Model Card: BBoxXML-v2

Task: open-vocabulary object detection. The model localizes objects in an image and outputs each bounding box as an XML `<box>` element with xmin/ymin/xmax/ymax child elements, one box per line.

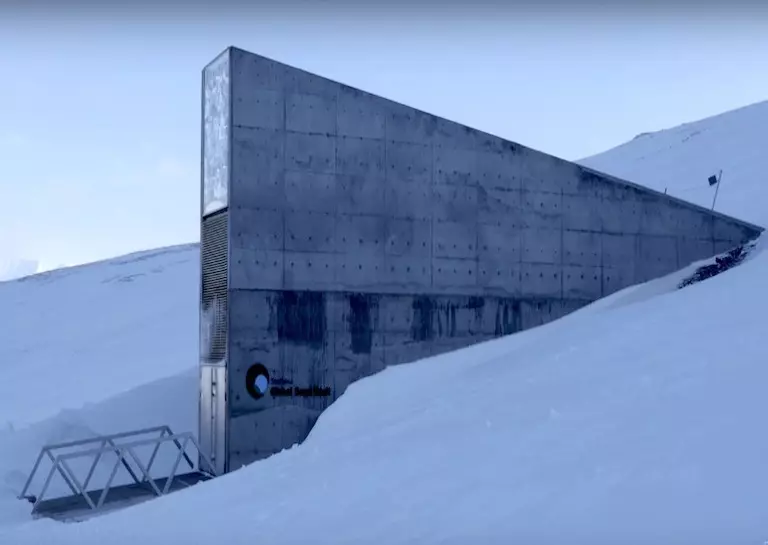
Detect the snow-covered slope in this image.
<box><xmin>579</xmin><ymin>100</ymin><xmax>768</xmax><ymax>227</ymax></box>
<box><xmin>0</xmin><ymin>245</ymin><xmax>200</xmax><ymax>525</ymax></box>
<box><xmin>0</xmin><ymin>259</ymin><xmax>39</xmax><ymax>282</ymax></box>
<box><xmin>0</xmin><ymin>244</ymin><xmax>198</xmax><ymax>429</ymax></box>
<box><xmin>1</xmin><ymin>102</ymin><xmax>768</xmax><ymax>544</ymax></box>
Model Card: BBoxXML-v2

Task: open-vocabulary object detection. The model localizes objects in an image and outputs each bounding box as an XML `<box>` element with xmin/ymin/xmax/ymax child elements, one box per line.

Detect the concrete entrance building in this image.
<box><xmin>199</xmin><ymin>46</ymin><xmax>762</xmax><ymax>474</ymax></box>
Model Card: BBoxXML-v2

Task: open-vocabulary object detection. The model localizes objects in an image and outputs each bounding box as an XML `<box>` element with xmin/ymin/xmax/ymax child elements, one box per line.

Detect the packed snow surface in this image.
<box><xmin>1</xmin><ymin>102</ymin><xmax>767</xmax><ymax>544</ymax></box>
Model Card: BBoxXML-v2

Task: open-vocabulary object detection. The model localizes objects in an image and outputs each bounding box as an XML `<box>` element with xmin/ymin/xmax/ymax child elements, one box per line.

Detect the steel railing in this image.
<box><xmin>19</xmin><ymin>425</ymin><xmax>216</xmax><ymax>514</ymax></box>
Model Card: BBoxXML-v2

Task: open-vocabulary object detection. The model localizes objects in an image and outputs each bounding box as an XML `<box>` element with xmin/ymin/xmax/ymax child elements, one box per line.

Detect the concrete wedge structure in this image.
<box><xmin>198</xmin><ymin>46</ymin><xmax>763</xmax><ymax>473</ymax></box>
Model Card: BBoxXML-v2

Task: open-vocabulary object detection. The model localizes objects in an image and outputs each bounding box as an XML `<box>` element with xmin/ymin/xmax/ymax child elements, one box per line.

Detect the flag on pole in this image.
<box><xmin>710</xmin><ymin>169</ymin><xmax>723</xmax><ymax>211</ymax></box>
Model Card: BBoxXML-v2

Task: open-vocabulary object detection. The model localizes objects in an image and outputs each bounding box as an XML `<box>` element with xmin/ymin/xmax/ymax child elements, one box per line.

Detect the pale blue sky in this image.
<box><xmin>1</xmin><ymin>4</ymin><xmax>767</xmax><ymax>271</ymax></box>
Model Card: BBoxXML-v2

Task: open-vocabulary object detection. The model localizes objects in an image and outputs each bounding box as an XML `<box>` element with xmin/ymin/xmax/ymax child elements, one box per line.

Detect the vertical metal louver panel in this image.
<box><xmin>201</xmin><ymin>210</ymin><xmax>228</xmax><ymax>363</ymax></box>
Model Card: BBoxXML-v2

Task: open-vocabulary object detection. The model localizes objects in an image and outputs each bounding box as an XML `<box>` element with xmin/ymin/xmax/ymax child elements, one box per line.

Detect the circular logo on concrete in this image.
<box><xmin>245</xmin><ymin>363</ymin><xmax>270</xmax><ymax>399</ymax></box>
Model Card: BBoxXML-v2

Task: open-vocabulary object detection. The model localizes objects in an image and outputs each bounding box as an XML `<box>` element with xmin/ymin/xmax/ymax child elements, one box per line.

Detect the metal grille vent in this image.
<box><xmin>201</xmin><ymin>210</ymin><xmax>228</xmax><ymax>363</ymax></box>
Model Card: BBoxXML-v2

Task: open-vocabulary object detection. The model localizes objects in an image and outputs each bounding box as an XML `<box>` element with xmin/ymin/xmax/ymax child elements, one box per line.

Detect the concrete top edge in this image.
<box><xmin>219</xmin><ymin>46</ymin><xmax>765</xmax><ymax>234</ymax></box>
<box><xmin>577</xmin><ymin>164</ymin><xmax>765</xmax><ymax>232</ymax></box>
<box><xmin>202</xmin><ymin>47</ymin><xmax>234</xmax><ymax>73</ymax></box>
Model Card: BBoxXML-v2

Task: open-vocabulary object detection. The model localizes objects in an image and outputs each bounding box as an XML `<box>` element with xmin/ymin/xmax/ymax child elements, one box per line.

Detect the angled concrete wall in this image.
<box><xmin>199</xmin><ymin>46</ymin><xmax>763</xmax><ymax>472</ymax></box>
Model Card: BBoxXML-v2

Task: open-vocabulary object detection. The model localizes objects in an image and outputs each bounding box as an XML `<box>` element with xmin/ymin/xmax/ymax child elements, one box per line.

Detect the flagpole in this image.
<box><xmin>711</xmin><ymin>169</ymin><xmax>723</xmax><ymax>211</ymax></box>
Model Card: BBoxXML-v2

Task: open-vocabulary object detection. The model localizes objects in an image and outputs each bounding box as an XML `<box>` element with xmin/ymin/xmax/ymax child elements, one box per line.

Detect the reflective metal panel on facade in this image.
<box><xmin>202</xmin><ymin>51</ymin><xmax>230</xmax><ymax>216</ymax></box>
